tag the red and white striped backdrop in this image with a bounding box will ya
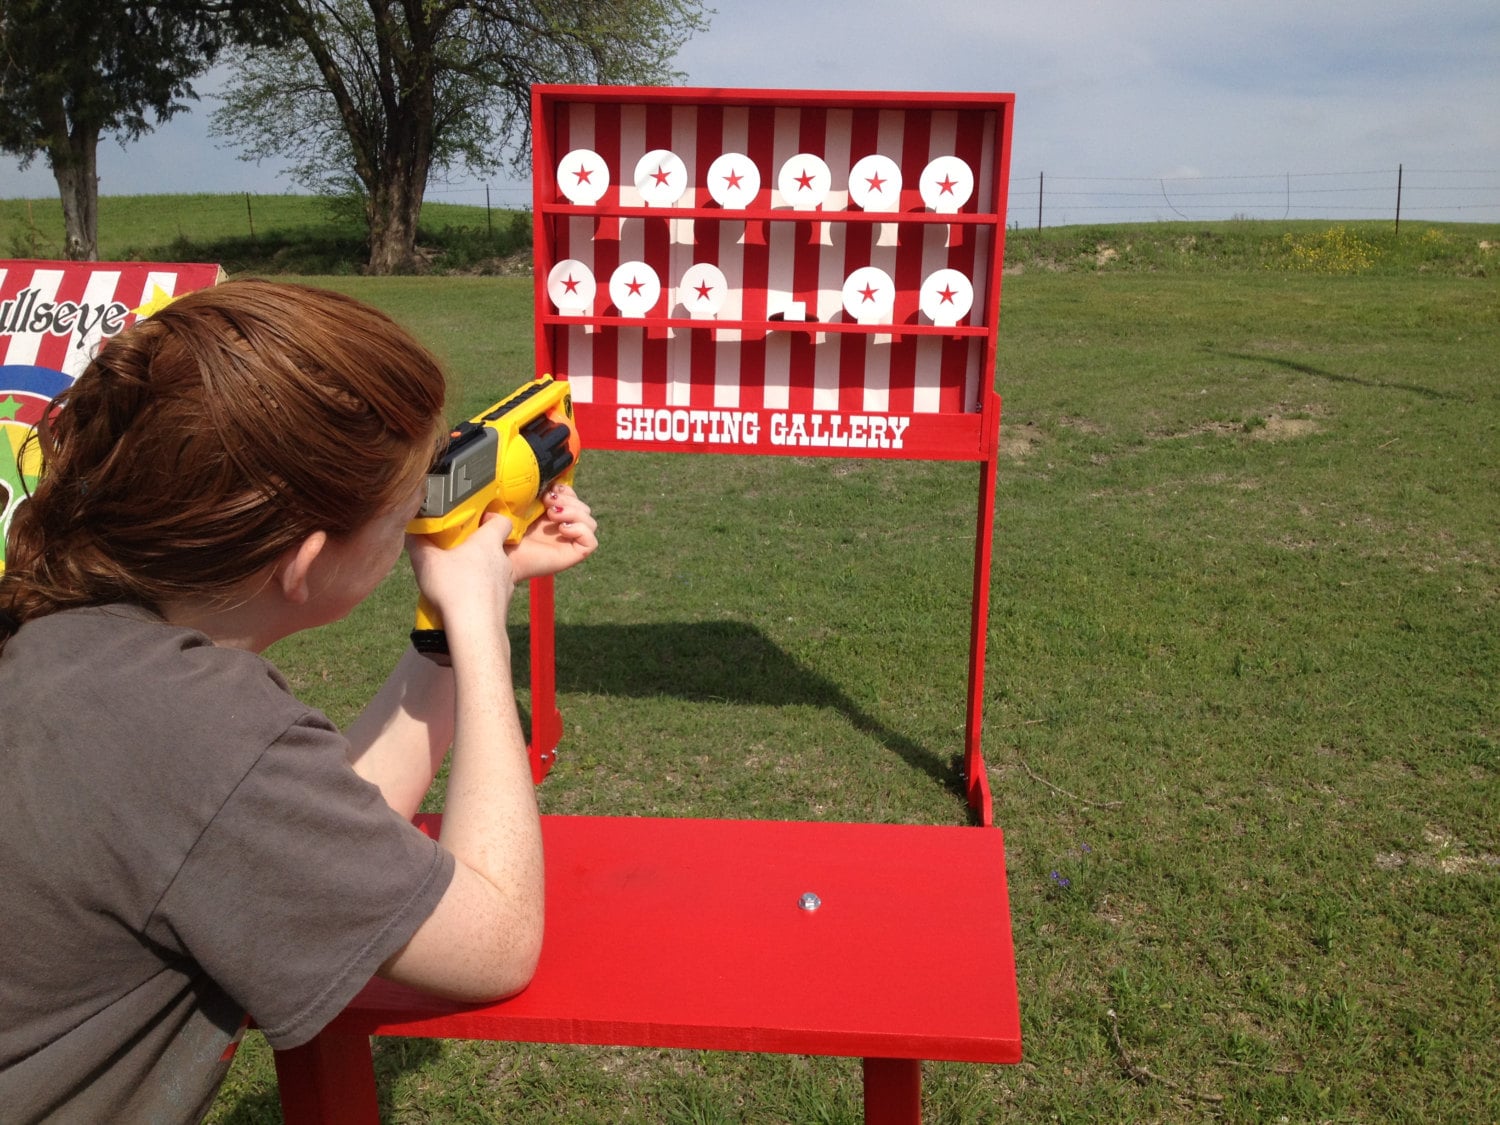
[0,261,224,378]
[533,91,1013,458]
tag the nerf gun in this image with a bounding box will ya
[407,374,580,661]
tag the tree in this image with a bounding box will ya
[210,0,709,275]
[0,0,272,260]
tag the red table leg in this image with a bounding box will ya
[862,1057,922,1125]
[272,1032,380,1125]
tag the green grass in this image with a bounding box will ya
[4,191,1495,277]
[197,253,1499,1122]
[5,198,1493,1119]
[1,192,531,274]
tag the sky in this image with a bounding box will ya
[3,0,1498,225]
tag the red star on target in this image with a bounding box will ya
[626,276,645,296]
[865,172,887,193]
[795,169,816,190]
[859,283,880,303]
[937,175,958,195]
[562,274,581,294]
[651,165,672,187]
[724,169,744,190]
[694,281,714,302]
[573,165,594,184]
[937,284,957,304]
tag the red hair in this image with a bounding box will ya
[1,280,447,648]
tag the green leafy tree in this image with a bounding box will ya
[211,0,709,274]
[0,0,275,260]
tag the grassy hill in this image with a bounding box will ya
[3,191,1496,277]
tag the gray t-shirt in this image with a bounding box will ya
[0,604,455,1123]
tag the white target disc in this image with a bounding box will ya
[919,156,974,214]
[848,154,903,212]
[557,148,608,206]
[919,269,974,326]
[546,259,596,314]
[707,152,760,209]
[777,154,832,211]
[634,149,688,206]
[609,261,661,317]
[679,263,728,317]
[842,266,895,324]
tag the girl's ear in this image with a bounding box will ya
[276,531,329,605]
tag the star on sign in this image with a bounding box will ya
[131,283,177,320]
[562,274,581,294]
[937,285,958,304]
[694,281,714,302]
[573,165,594,184]
[724,169,743,190]
[651,165,673,187]
[626,276,645,297]
[795,169,816,191]
[865,172,887,193]
[937,175,958,195]
[0,395,23,421]
[859,284,880,304]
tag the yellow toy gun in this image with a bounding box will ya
[407,374,580,661]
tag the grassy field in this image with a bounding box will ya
[3,190,1496,277]
[6,198,1497,1119]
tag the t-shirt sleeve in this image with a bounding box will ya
[148,714,455,1050]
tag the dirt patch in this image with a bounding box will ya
[1152,411,1323,442]
[1000,421,1042,459]
[1375,825,1500,875]
[1251,416,1321,441]
[1058,415,1108,435]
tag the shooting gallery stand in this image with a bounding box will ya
[271,88,1024,1122]
[526,86,1015,824]
[272,814,1021,1124]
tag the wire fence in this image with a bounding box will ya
[1004,167,1500,229]
[5,166,1497,251]
[419,167,1500,228]
[420,166,1500,229]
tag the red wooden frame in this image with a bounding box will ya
[526,87,1014,823]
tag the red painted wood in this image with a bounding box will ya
[527,87,1016,821]
[965,447,1002,828]
[348,815,1021,1063]
[525,575,562,782]
[272,1031,380,1125]
[863,1058,923,1125]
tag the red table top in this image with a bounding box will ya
[332,815,1021,1064]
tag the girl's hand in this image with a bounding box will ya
[506,484,598,583]
[406,509,517,628]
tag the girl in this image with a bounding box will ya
[0,280,596,1122]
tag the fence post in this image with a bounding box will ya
[1037,171,1043,231]
[244,193,256,243]
[486,185,493,238]
[1395,164,1403,237]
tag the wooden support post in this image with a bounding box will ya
[863,1058,923,1125]
[272,1033,379,1125]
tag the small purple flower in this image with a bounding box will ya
[1050,870,1071,888]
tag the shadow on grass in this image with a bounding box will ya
[214,1038,444,1125]
[1212,348,1460,401]
[515,620,964,800]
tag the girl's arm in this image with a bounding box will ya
[344,485,596,816]
[350,489,595,1001]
